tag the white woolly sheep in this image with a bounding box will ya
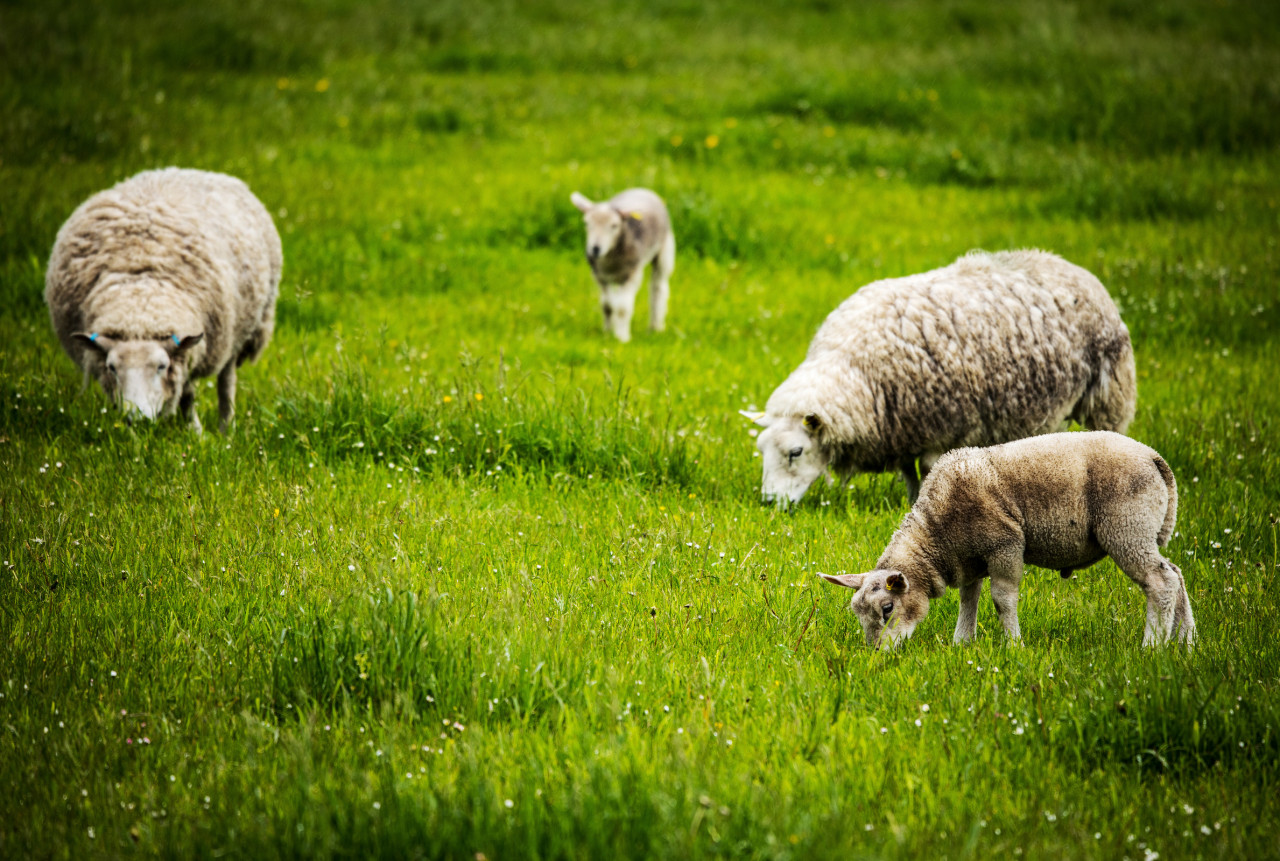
[820,431,1195,648]
[45,167,282,433]
[742,250,1136,505]
[570,188,675,342]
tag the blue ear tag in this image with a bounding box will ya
[172,334,181,346]
[89,332,99,342]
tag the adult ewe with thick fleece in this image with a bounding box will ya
[46,168,281,433]
[743,250,1136,505]
[820,431,1195,648]
[570,188,674,342]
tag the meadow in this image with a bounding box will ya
[1,0,1278,857]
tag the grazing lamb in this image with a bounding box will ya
[45,167,282,433]
[570,188,675,342]
[742,250,1136,506]
[819,431,1195,648]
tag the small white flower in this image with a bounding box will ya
[504,799,514,808]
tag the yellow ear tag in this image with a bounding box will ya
[629,211,643,221]
[803,414,820,431]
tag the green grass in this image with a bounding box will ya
[2,0,1279,857]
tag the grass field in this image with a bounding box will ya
[2,0,1279,857]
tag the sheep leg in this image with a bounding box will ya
[953,579,982,643]
[601,277,642,343]
[899,458,921,503]
[987,547,1026,640]
[180,383,202,435]
[217,363,237,433]
[1111,546,1182,646]
[648,232,675,333]
[1168,562,1197,644]
[919,452,942,482]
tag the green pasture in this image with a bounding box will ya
[1,0,1278,857]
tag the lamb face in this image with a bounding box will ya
[820,570,930,648]
[571,192,625,264]
[745,413,831,507]
[74,332,202,421]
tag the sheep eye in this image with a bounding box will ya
[106,364,118,375]
[788,446,803,460]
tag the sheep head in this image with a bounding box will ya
[741,410,833,507]
[819,570,929,648]
[571,191,626,264]
[73,332,203,421]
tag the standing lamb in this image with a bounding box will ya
[45,167,282,433]
[570,188,675,342]
[819,431,1195,648]
[742,250,1136,506]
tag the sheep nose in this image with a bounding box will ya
[588,245,600,260]
[881,602,894,621]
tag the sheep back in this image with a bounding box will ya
[45,167,282,379]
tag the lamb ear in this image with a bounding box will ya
[72,332,114,354]
[885,572,908,594]
[802,413,822,433]
[819,572,866,590]
[166,333,204,356]
[570,192,594,213]
[738,409,769,427]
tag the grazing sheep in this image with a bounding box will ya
[45,167,282,433]
[570,188,675,342]
[819,431,1195,648]
[742,250,1136,505]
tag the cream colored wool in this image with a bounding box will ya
[746,250,1136,505]
[571,188,675,342]
[821,431,1195,648]
[46,168,281,432]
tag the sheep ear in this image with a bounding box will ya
[803,413,822,432]
[73,332,113,354]
[166,333,204,356]
[819,572,866,590]
[738,409,768,427]
[885,572,908,594]
[570,192,594,213]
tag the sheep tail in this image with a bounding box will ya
[1153,455,1177,547]
[1080,331,1137,434]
